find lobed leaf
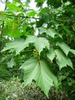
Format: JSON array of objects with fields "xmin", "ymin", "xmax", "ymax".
[
  {"xmin": 55, "ymin": 49, "xmax": 73, "ymax": 69},
  {"xmin": 57, "ymin": 42, "xmax": 75, "ymax": 56},
  {"xmin": 26, "ymin": 36, "xmax": 50, "ymax": 54},
  {"xmin": 2, "ymin": 39, "xmax": 29, "ymax": 55},
  {"xmin": 39, "ymin": 27, "xmax": 56, "ymax": 38},
  {"xmin": 56, "ymin": 42, "xmax": 71, "ymax": 55},
  {"xmin": 20, "ymin": 57, "xmax": 58, "ymax": 97},
  {"xmin": 2, "ymin": 36, "xmax": 49, "ymax": 55}
]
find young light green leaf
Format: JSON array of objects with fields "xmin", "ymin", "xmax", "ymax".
[
  {"xmin": 20, "ymin": 57, "xmax": 58, "ymax": 98},
  {"xmin": 55, "ymin": 49, "xmax": 73, "ymax": 69},
  {"xmin": 6, "ymin": 2, "xmax": 21, "ymax": 11},
  {"xmin": 47, "ymin": 48, "xmax": 55, "ymax": 61},
  {"xmin": 26, "ymin": 10, "xmax": 36, "ymax": 17}
]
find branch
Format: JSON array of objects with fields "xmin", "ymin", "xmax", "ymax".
[
  {"xmin": 1, "ymin": 0, "xmax": 8, "ymax": 38},
  {"xmin": 0, "ymin": 0, "xmax": 8, "ymax": 54},
  {"xmin": 3, "ymin": 14, "xmax": 40, "ymax": 20}
]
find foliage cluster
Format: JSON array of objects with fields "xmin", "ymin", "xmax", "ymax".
[{"xmin": 0, "ymin": 0, "xmax": 75, "ymax": 99}]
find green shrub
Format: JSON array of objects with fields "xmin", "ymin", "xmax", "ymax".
[
  {"xmin": 0, "ymin": 77, "xmax": 48, "ymax": 100},
  {"xmin": 0, "ymin": 76, "xmax": 70, "ymax": 100}
]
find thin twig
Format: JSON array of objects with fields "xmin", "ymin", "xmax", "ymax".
[
  {"xmin": 1, "ymin": 0, "xmax": 8, "ymax": 38},
  {"xmin": 3, "ymin": 14, "xmax": 40, "ymax": 20}
]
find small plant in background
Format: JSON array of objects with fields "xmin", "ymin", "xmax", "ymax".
[
  {"xmin": 0, "ymin": 76, "xmax": 69, "ymax": 100},
  {"xmin": 0, "ymin": 77, "xmax": 48, "ymax": 100}
]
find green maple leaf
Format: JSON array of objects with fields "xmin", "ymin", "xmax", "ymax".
[
  {"xmin": 39, "ymin": 27, "xmax": 56, "ymax": 38},
  {"xmin": 26, "ymin": 36, "xmax": 50, "ymax": 54},
  {"xmin": 20, "ymin": 57, "xmax": 58, "ymax": 97},
  {"xmin": 55, "ymin": 49, "xmax": 73, "ymax": 69},
  {"xmin": 56, "ymin": 42, "xmax": 75, "ymax": 56},
  {"xmin": 2, "ymin": 39, "xmax": 29, "ymax": 55},
  {"xmin": 2, "ymin": 36, "xmax": 49, "ymax": 55},
  {"xmin": 56, "ymin": 42, "xmax": 71, "ymax": 55}
]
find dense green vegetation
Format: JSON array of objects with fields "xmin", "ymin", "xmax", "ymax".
[{"xmin": 0, "ymin": 0, "xmax": 75, "ymax": 99}]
